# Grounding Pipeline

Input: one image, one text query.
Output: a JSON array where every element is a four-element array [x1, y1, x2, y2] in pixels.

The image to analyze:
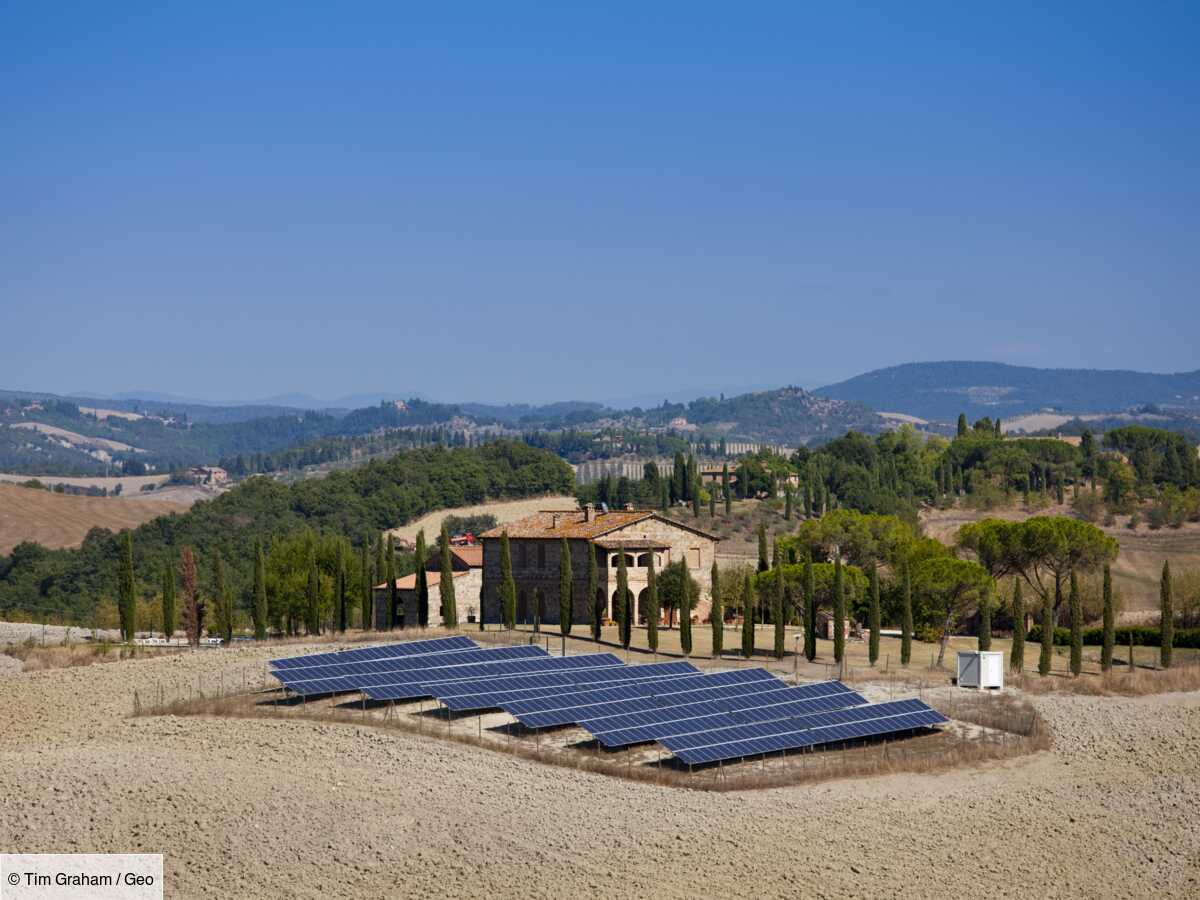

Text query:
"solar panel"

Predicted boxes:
[[360, 653, 627, 701], [581, 683, 868, 747], [269, 636, 478, 670], [430, 661, 700, 712], [275, 644, 548, 695], [502, 668, 785, 730], [660, 698, 949, 765]]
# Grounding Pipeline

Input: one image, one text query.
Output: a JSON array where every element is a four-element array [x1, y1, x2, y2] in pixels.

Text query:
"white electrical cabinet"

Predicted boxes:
[[957, 650, 1004, 690]]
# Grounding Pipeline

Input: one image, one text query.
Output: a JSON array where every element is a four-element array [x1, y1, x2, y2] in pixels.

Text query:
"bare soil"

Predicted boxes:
[[0, 637, 1196, 899], [386, 495, 577, 543]]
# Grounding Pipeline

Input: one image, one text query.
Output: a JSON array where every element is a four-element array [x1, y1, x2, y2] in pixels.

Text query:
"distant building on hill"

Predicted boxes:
[[479, 505, 719, 626]]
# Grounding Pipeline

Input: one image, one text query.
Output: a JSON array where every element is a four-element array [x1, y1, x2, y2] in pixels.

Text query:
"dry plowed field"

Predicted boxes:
[[0, 483, 189, 554], [0, 642, 1196, 899]]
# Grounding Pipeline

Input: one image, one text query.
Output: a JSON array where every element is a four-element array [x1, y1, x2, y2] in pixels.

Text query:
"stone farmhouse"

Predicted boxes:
[[373, 544, 483, 628], [479, 505, 719, 627]]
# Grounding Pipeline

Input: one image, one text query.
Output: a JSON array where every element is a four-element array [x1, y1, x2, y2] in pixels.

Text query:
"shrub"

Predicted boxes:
[[1027, 624, 1200, 649]]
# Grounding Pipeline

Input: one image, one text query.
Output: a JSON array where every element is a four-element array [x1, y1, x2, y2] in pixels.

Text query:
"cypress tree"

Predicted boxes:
[[161, 558, 176, 640], [558, 537, 573, 635], [1160, 560, 1174, 669], [1069, 570, 1082, 676], [784, 488, 793, 521], [679, 566, 693, 656], [213, 551, 232, 644], [978, 584, 993, 652], [1038, 575, 1057, 676], [1010, 580, 1025, 673], [532, 586, 542, 633], [804, 557, 817, 662], [386, 534, 398, 629], [587, 544, 600, 640], [440, 525, 458, 628], [868, 562, 880, 665], [773, 568, 785, 660], [710, 560, 723, 658], [305, 555, 320, 636], [335, 550, 347, 633], [660, 480, 669, 514], [118, 530, 135, 642], [415, 530, 430, 628], [741, 571, 755, 658], [360, 540, 373, 632], [957, 413, 968, 438], [179, 546, 202, 647], [757, 524, 769, 574], [616, 550, 630, 649], [645, 553, 659, 653], [499, 531, 516, 630], [692, 478, 701, 517], [900, 559, 913, 667], [833, 557, 845, 664], [253, 540, 268, 640], [1101, 564, 1114, 672], [722, 463, 731, 516], [375, 534, 385, 603], [708, 487, 715, 518]]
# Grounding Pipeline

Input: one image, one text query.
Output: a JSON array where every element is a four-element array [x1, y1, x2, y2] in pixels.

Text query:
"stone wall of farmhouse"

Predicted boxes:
[[481, 518, 716, 626], [371, 569, 483, 630]]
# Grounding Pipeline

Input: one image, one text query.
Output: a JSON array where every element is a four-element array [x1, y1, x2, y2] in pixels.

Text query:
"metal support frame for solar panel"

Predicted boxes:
[[500, 668, 789, 730], [359, 653, 628, 702], [428, 661, 700, 712], [272, 644, 547, 688], [275, 645, 552, 696], [269, 636, 481, 672], [658, 698, 950, 766], [580, 681, 868, 748]]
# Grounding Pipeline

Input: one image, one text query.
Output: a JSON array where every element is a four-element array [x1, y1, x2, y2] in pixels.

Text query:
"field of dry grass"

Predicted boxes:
[[386, 494, 577, 543], [0, 482, 190, 554], [1, 634, 1197, 898]]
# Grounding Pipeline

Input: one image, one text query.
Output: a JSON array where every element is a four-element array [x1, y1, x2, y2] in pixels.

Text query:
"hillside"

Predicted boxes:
[[0, 483, 190, 555], [921, 503, 1200, 618], [818, 361, 1200, 423], [0, 441, 573, 622], [639, 386, 882, 444]]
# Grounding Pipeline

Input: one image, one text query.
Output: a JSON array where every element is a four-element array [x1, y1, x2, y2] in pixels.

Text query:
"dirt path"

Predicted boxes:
[[0, 642, 1195, 899]]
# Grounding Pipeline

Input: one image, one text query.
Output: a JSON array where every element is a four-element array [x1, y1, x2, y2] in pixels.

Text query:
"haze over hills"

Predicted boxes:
[[817, 361, 1200, 423]]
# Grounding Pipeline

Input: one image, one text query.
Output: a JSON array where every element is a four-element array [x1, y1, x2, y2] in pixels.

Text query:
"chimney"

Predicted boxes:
[[583, 503, 595, 523]]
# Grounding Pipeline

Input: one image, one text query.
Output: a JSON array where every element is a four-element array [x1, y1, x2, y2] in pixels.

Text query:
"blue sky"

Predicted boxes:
[[2, 3, 1197, 405]]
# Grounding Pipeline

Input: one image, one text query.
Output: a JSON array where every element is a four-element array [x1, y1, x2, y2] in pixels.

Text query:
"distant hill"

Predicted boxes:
[[640, 386, 882, 444], [817, 362, 1200, 423]]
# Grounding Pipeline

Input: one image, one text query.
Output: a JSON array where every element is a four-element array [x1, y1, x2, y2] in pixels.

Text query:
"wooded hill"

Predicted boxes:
[[818, 361, 1200, 422], [0, 441, 573, 623]]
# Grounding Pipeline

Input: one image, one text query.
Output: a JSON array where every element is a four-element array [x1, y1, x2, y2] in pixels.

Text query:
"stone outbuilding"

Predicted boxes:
[[479, 505, 720, 627], [373, 545, 483, 628]]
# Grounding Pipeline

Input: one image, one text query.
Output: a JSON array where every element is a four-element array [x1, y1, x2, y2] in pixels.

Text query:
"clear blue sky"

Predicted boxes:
[[3, 3, 1197, 405]]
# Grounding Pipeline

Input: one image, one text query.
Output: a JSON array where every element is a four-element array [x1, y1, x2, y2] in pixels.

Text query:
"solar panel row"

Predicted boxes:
[[581, 685, 868, 748], [501, 668, 785, 730], [269, 635, 477, 670], [660, 698, 949, 765], [274, 644, 548, 695], [361, 653, 627, 701], [430, 661, 700, 712]]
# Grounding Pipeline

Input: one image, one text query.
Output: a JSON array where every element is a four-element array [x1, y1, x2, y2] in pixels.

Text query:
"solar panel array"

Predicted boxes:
[[269, 635, 476, 671], [274, 644, 548, 696], [430, 661, 700, 712], [660, 698, 949, 765], [267, 637, 948, 764]]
